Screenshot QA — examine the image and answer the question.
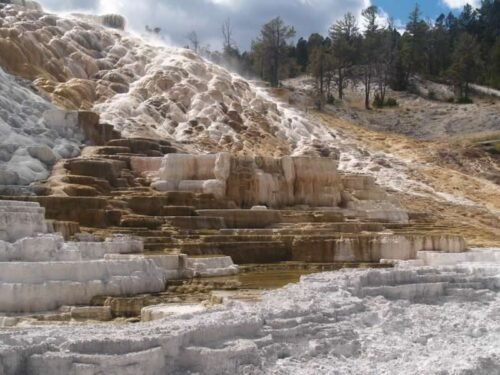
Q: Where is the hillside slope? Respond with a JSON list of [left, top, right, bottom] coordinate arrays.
[[283, 76, 499, 245], [0, 3, 498, 245], [0, 4, 337, 158], [0, 66, 84, 185]]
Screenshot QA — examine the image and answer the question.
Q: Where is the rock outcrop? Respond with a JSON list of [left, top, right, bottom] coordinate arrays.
[[1, 261, 500, 374], [0, 200, 239, 313], [149, 153, 349, 209], [0, 67, 87, 186], [0, 4, 337, 158]]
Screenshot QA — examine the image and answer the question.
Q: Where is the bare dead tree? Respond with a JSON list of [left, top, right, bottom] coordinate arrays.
[[187, 31, 200, 53], [222, 18, 234, 51]]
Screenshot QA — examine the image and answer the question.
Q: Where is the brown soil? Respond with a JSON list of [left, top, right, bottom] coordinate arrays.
[[310, 111, 500, 247]]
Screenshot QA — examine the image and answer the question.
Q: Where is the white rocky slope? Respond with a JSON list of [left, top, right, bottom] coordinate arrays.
[[0, 4, 339, 159], [0, 200, 238, 313], [1, 256, 500, 374], [0, 67, 84, 186], [0, 4, 492, 209]]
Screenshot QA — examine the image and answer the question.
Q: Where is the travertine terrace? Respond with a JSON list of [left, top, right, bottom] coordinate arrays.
[[0, 200, 237, 314], [0, 2, 499, 374]]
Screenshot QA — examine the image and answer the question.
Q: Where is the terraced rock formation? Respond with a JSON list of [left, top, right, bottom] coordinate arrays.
[[2, 259, 500, 374], [0, 199, 237, 315], [1, 128, 466, 265], [0, 127, 472, 326], [0, 3, 498, 374]]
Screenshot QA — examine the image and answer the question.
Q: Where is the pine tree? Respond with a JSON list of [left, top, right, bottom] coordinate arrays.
[[329, 13, 360, 99], [448, 33, 483, 101], [360, 6, 379, 109], [401, 4, 429, 85], [253, 17, 296, 87], [296, 38, 308, 72], [308, 43, 334, 108]]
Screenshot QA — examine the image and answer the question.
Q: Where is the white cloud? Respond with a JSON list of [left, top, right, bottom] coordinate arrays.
[[441, 0, 480, 9], [38, 0, 369, 49]]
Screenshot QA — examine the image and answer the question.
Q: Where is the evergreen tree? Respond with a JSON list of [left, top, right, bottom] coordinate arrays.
[[252, 17, 296, 87], [296, 37, 308, 72], [308, 42, 334, 107], [400, 4, 429, 85], [487, 37, 500, 87], [428, 14, 452, 77], [448, 33, 483, 100], [360, 6, 379, 109], [329, 12, 360, 99], [458, 4, 478, 34], [241, 0, 500, 95]]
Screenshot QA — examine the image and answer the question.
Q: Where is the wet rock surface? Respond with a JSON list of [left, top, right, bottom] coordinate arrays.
[[1, 261, 500, 374], [0, 4, 498, 375]]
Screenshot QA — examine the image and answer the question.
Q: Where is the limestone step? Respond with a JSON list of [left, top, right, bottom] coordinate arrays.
[[197, 234, 295, 244], [196, 209, 282, 229], [408, 212, 435, 222], [61, 175, 112, 194], [103, 154, 147, 162], [0, 186, 39, 197], [163, 216, 226, 230], [121, 194, 227, 216], [279, 210, 345, 223], [64, 158, 128, 188], [110, 188, 153, 195], [0, 206, 45, 214], [104, 228, 173, 237], [121, 216, 163, 229], [292, 233, 467, 263], [447, 282, 485, 289], [173, 241, 290, 264], [142, 237, 176, 244], [46, 220, 80, 240], [144, 242, 177, 252], [106, 138, 175, 156], [267, 222, 385, 232], [239, 262, 390, 273], [161, 206, 196, 216], [392, 226, 461, 234], [160, 145, 178, 154], [0, 196, 119, 228], [94, 146, 132, 156], [218, 224, 385, 235]]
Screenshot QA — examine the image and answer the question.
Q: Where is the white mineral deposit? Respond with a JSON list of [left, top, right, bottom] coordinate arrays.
[[0, 2, 499, 374], [1, 260, 500, 374]]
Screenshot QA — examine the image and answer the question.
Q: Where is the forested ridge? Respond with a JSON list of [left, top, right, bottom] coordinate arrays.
[[190, 1, 500, 108]]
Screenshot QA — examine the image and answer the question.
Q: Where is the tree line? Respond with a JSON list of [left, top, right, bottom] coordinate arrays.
[[196, 1, 500, 109]]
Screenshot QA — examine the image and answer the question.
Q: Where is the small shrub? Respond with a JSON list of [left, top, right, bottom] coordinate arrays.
[[494, 142, 500, 153], [373, 94, 398, 108], [372, 93, 384, 108], [385, 98, 398, 107], [428, 90, 436, 100]]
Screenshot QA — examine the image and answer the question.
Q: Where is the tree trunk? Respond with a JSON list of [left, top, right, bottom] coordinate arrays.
[[274, 58, 279, 87], [338, 68, 343, 100], [380, 74, 387, 104], [320, 64, 324, 96], [364, 72, 371, 110]]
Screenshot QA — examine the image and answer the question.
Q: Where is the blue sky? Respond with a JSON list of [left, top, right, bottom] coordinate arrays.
[[373, 0, 478, 25], [39, 0, 480, 49]]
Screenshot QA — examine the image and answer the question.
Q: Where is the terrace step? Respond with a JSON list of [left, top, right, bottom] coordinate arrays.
[[163, 216, 226, 230]]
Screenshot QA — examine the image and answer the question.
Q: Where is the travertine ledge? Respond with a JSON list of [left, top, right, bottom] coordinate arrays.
[[0, 200, 239, 313]]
